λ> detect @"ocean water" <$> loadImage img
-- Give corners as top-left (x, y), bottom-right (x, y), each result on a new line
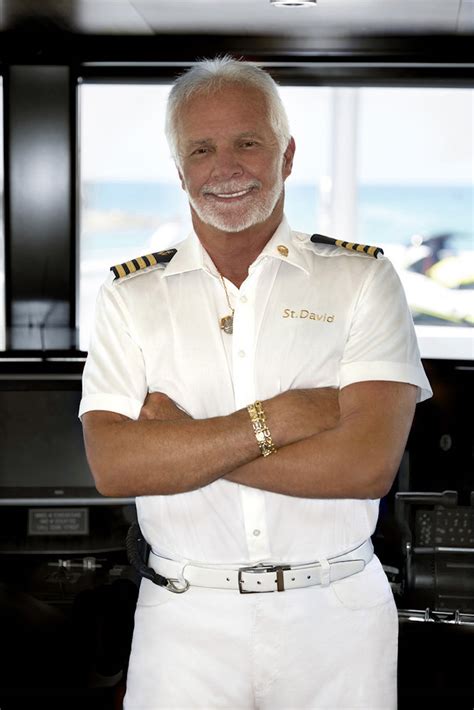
top-left (356, 184), bottom-right (473, 249)
top-left (81, 181), bottom-right (473, 258)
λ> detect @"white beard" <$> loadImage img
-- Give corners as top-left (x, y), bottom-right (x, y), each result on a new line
top-left (186, 174), bottom-right (284, 233)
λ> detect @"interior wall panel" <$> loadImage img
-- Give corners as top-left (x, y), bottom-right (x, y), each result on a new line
top-left (5, 65), bottom-right (74, 335)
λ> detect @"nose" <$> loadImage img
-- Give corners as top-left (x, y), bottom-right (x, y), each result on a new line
top-left (211, 147), bottom-right (244, 181)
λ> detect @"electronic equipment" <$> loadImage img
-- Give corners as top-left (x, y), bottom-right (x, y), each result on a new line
top-left (393, 490), bottom-right (474, 706)
top-left (0, 374), bottom-right (132, 506)
top-left (395, 490), bottom-right (474, 614)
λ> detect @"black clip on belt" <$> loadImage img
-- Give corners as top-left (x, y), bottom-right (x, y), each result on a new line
top-left (126, 522), bottom-right (189, 594)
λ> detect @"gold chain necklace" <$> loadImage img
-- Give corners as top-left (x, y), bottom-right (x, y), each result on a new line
top-left (218, 273), bottom-right (235, 335)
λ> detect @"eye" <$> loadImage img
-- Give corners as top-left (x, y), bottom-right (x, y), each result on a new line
top-left (190, 146), bottom-right (210, 157)
top-left (241, 140), bottom-right (258, 148)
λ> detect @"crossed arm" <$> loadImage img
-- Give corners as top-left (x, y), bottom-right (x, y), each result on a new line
top-left (82, 380), bottom-right (417, 500)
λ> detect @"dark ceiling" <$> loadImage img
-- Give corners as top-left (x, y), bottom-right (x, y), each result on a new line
top-left (0, 0), bottom-right (472, 66)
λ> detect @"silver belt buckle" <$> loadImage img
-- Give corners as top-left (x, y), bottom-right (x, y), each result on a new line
top-left (238, 563), bottom-right (291, 594)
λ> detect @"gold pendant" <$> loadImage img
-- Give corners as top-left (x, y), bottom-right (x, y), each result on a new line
top-left (220, 314), bottom-right (234, 334)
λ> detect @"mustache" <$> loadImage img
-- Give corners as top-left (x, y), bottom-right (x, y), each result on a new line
top-left (201, 179), bottom-right (261, 196)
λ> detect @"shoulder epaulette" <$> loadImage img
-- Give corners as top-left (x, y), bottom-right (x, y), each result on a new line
top-left (310, 234), bottom-right (384, 259)
top-left (110, 249), bottom-right (177, 280)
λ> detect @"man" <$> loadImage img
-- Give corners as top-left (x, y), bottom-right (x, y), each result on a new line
top-left (80, 57), bottom-right (431, 709)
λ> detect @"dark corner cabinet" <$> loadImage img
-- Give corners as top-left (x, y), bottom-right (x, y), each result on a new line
top-left (0, 354), bottom-right (139, 710)
top-left (374, 358), bottom-right (474, 709)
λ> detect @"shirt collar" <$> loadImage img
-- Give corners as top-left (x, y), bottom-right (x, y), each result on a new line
top-left (251, 216), bottom-right (311, 275)
top-left (163, 215), bottom-right (311, 279)
top-left (162, 230), bottom-right (210, 278)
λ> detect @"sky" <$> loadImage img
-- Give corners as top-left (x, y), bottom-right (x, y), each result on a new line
top-left (80, 83), bottom-right (473, 186)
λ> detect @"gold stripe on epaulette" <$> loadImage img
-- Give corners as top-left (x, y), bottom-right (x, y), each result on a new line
top-left (115, 263), bottom-right (127, 279)
top-left (311, 233), bottom-right (383, 259)
top-left (110, 249), bottom-right (177, 280)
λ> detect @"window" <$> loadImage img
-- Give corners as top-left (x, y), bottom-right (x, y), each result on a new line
top-left (79, 81), bottom-right (473, 359)
top-left (357, 88), bottom-right (473, 358)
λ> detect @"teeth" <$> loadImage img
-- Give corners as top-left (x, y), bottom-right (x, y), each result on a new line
top-left (215, 189), bottom-right (251, 198)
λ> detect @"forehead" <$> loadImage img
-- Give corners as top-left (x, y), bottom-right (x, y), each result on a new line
top-left (178, 85), bottom-right (274, 142)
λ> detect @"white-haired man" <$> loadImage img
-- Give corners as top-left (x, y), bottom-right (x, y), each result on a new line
top-left (80, 58), bottom-right (431, 709)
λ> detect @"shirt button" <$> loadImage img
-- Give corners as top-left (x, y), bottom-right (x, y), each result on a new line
top-left (240, 295), bottom-right (248, 304)
top-left (238, 350), bottom-right (246, 358)
top-left (253, 529), bottom-right (261, 536)
top-left (277, 245), bottom-right (289, 257)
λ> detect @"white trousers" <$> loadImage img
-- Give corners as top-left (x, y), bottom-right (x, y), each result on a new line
top-left (124, 555), bottom-right (398, 710)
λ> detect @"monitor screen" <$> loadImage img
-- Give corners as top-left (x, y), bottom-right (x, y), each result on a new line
top-left (0, 377), bottom-right (107, 503)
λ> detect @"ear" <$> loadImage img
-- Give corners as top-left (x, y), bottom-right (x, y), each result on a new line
top-left (282, 136), bottom-right (296, 179)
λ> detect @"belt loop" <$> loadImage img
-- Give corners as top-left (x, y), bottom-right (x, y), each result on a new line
top-left (319, 558), bottom-right (331, 587)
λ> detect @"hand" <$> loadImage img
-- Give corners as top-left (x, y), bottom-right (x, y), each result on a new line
top-left (139, 392), bottom-right (191, 422)
top-left (265, 387), bottom-right (340, 447)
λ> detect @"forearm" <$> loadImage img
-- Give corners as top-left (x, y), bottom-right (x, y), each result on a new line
top-left (224, 427), bottom-right (380, 499)
top-left (83, 409), bottom-right (258, 497)
top-left (82, 386), bottom-right (339, 498)
top-left (225, 381), bottom-right (417, 500)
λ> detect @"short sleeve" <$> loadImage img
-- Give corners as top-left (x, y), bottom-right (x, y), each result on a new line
top-left (339, 257), bottom-right (432, 403)
top-left (79, 276), bottom-right (147, 420)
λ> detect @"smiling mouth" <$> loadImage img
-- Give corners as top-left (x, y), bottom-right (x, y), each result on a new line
top-left (206, 186), bottom-right (256, 200)
top-left (216, 188), bottom-right (252, 198)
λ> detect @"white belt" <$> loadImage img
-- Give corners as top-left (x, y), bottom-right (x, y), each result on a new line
top-left (148, 539), bottom-right (373, 594)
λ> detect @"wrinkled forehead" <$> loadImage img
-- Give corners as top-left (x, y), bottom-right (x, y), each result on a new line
top-left (176, 84), bottom-right (275, 145)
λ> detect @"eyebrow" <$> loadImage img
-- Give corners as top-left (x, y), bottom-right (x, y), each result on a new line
top-left (184, 132), bottom-right (264, 149)
top-left (236, 132), bottom-right (262, 139)
top-left (185, 139), bottom-right (213, 150)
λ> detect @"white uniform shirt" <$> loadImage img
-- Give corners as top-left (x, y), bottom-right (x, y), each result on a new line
top-left (79, 218), bottom-right (432, 566)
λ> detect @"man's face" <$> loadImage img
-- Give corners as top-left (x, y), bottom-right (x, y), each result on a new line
top-left (176, 84), bottom-right (294, 234)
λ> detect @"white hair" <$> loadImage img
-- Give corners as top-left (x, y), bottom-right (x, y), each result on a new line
top-left (165, 56), bottom-right (291, 166)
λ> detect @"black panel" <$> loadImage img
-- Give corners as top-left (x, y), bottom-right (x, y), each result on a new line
top-left (0, 385), bottom-right (90, 489)
top-left (0, 31), bottom-right (472, 68)
top-left (4, 65), bottom-right (75, 340)
top-left (406, 360), bottom-right (474, 500)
